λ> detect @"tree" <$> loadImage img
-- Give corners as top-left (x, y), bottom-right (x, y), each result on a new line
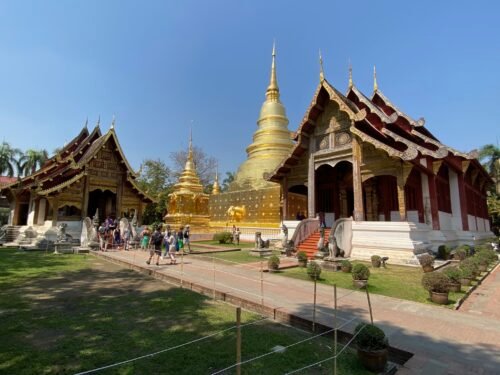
top-left (136, 159), bottom-right (173, 224)
top-left (0, 142), bottom-right (21, 177)
top-left (478, 144), bottom-right (499, 194)
top-left (17, 149), bottom-right (49, 176)
top-left (169, 146), bottom-right (217, 191)
top-left (222, 171), bottom-right (235, 192)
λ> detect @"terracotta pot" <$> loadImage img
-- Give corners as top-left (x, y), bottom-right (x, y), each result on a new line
top-left (341, 266), bottom-right (352, 273)
top-left (422, 265), bottom-right (434, 273)
top-left (460, 278), bottom-right (472, 286)
top-left (430, 291), bottom-right (449, 305)
top-left (298, 260), bottom-right (307, 267)
top-left (353, 279), bottom-right (368, 289)
top-left (371, 260), bottom-right (381, 268)
top-left (448, 282), bottom-right (461, 292)
top-left (357, 348), bottom-right (388, 372)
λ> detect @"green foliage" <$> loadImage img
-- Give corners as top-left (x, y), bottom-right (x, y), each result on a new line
top-left (268, 255), bottom-right (280, 270)
top-left (352, 263), bottom-right (370, 280)
top-left (437, 245), bottom-right (452, 260)
top-left (213, 232), bottom-right (232, 244)
top-left (307, 261), bottom-right (322, 279)
top-left (454, 247), bottom-right (467, 260)
top-left (222, 171), bottom-right (235, 192)
top-left (419, 253), bottom-right (434, 267)
top-left (0, 141), bottom-right (21, 177)
top-left (421, 272), bottom-right (450, 293)
top-left (475, 247), bottom-right (497, 263)
top-left (443, 266), bottom-right (462, 283)
top-left (341, 259), bottom-right (352, 269)
top-left (17, 148), bottom-right (48, 176)
top-left (297, 251), bottom-right (308, 262)
top-left (371, 255), bottom-right (381, 262)
top-left (169, 146), bottom-right (217, 191)
top-left (354, 323), bottom-right (388, 351)
top-left (460, 258), bottom-right (479, 274)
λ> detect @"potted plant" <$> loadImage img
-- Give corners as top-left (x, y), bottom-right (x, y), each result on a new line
top-left (267, 255), bottom-right (280, 273)
top-left (297, 251), bottom-right (308, 267)
top-left (437, 245), bottom-right (451, 260)
top-left (462, 258), bottom-right (480, 278)
top-left (354, 323), bottom-right (389, 372)
top-left (307, 261), bottom-right (322, 280)
top-left (213, 232), bottom-right (233, 244)
top-left (371, 255), bottom-right (381, 268)
top-left (454, 247), bottom-right (467, 261)
top-left (443, 266), bottom-right (462, 292)
top-left (419, 253), bottom-right (435, 273)
top-left (341, 259), bottom-right (352, 273)
top-left (475, 253), bottom-right (489, 272)
top-left (458, 263), bottom-right (474, 286)
top-left (422, 272), bottom-right (450, 304)
top-left (352, 263), bottom-right (370, 288)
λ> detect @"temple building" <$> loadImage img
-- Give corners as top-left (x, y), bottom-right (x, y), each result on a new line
top-left (269, 64), bottom-right (492, 263)
top-left (165, 134), bottom-right (210, 229)
top-left (1, 121), bottom-right (153, 237)
top-left (209, 44), bottom-right (307, 227)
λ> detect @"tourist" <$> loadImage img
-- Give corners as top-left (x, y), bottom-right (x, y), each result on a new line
top-left (161, 227), bottom-right (171, 259)
top-left (98, 222), bottom-right (106, 250)
top-left (232, 225), bottom-right (237, 243)
top-left (177, 227), bottom-right (184, 252)
top-left (146, 228), bottom-right (163, 266)
top-left (113, 227), bottom-right (121, 249)
top-left (104, 228), bottom-right (113, 251)
top-left (140, 227), bottom-right (151, 250)
top-left (123, 226), bottom-right (131, 250)
top-left (235, 227), bottom-right (240, 245)
top-left (168, 230), bottom-right (177, 264)
top-left (183, 225), bottom-right (191, 252)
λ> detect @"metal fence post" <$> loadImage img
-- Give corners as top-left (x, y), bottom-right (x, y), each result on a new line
top-left (236, 307), bottom-right (241, 375)
top-left (334, 284), bottom-right (337, 375)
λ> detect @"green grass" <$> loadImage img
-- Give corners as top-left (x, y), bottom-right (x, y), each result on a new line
top-left (193, 240), bottom-right (255, 249)
top-left (279, 261), bottom-right (467, 306)
top-left (196, 249), bottom-right (281, 264)
top-left (0, 248), bottom-right (370, 374)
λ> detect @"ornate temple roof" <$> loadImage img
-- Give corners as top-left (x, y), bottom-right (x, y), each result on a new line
top-left (269, 68), bottom-right (491, 184)
top-left (1, 120), bottom-right (153, 202)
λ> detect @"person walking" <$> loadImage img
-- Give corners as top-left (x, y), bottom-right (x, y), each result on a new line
top-left (98, 223), bottom-right (106, 251)
top-left (162, 227), bottom-right (171, 259)
top-left (177, 227), bottom-right (184, 252)
top-left (140, 227), bottom-right (150, 250)
top-left (183, 225), bottom-right (191, 252)
top-left (123, 226), bottom-right (131, 250)
top-left (235, 227), bottom-right (240, 245)
top-left (168, 230), bottom-right (177, 264)
top-left (146, 228), bottom-right (163, 266)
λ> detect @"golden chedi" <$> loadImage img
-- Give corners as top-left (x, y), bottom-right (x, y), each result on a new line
top-left (209, 44), bottom-right (295, 227)
top-left (165, 134), bottom-right (210, 229)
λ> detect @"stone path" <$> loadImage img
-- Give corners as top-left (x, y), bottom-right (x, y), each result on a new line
top-left (94, 249), bottom-right (500, 374)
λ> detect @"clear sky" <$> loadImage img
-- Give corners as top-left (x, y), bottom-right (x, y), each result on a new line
top-left (0, 0), bottom-right (499, 177)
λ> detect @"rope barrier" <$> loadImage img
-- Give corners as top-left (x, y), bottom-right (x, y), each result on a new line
top-left (74, 317), bottom-right (270, 375)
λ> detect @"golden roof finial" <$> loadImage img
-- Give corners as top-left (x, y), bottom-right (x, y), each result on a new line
top-left (96, 115), bottom-right (101, 128)
top-left (111, 115), bottom-right (115, 130)
top-left (373, 65), bottom-right (378, 92)
top-left (265, 40), bottom-right (280, 102)
top-left (185, 128), bottom-right (194, 171)
top-left (319, 49), bottom-right (325, 82)
top-left (84, 117), bottom-right (88, 129)
top-left (348, 59), bottom-right (353, 89)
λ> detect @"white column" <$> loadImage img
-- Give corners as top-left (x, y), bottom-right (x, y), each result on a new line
top-left (27, 193), bottom-right (35, 226)
top-left (448, 170), bottom-right (463, 231)
top-left (307, 152), bottom-right (315, 218)
top-left (37, 198), bottom-right (47, 225)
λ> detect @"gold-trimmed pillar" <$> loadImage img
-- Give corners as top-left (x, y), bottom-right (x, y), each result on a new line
top-left (352, 135), bottom-right (364, 221)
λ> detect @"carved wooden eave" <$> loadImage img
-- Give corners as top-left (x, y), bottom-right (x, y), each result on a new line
top-left (372, 90), bottom-right (425, 127)
top-left (38, 172), bottom-right (86, 196)
top-left (322, 81), bottom-right (366, 122)
top-left (382, 128), bottom-right (447, 159)
top-left (411, 129), bottom-right (472, 159)
top-left (348, 86), bottom-right (396, 123)
top-left (432, 160), bottom-right (443, 175)
top-left (350, 126), bottom-right (418, 161)
top-left (462, 160), bottom-right (471, 174)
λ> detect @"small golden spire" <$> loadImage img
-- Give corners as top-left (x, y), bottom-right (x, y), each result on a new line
top-left (373, 65), bottom-right (378, 92)
top-left (319, 49), bottom-right (325, 82)
top-left (212, 164), bottom-right (221, 195)
top-left (185, 129), bottom-right (195, 171)
top-left (265, 41), bottom-right (280, 102)
top-left (348, 60), bottom-right (353, 89)
top-left (96, 115), bottom-right (101, 128)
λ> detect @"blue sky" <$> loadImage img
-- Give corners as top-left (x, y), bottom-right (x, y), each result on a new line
top-left (0, 0), bottom-right (499, 177)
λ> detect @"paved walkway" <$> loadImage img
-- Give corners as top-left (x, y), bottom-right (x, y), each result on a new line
top-left (94, 249), bottom-right (500, 374)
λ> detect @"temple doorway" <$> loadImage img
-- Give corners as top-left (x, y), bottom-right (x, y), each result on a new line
top-left (87, 189), bottom-right (116, 223)
top-left (287, 184), bottom-right (308, 220)
top-left (315, 161), bottom-right (353, 226)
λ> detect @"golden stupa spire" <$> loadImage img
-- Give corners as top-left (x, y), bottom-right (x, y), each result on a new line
top-left (348, 60), bottom-right (353, 89)
top-left (185, 128), bottom-right (195, 171)
top-left (319, 49), bottom-right (325, 82)
top-left (373, 65), bottom-right (378, 92)
top-left (212, 164), bottom-right (221, 195)
top-left (265, 41), bottom-right (280, 102)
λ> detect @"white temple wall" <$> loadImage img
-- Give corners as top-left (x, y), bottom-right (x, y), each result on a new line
top-left (27, 194), bottom-right (36, 226)
top-left (407, 210), bottom-right (419, 223)
top-left (419, 161), bottom-right (433, 227)
top-left (468, 215), bottom-right (477, 231)
top-left (8, 201), bottom-right (15, 225)
top-left (438, 211), bottom-right (453, 231)
top-left (37, 199), bottom-right (47, 225)
top-left (448, 170), bottom-right (463, 231)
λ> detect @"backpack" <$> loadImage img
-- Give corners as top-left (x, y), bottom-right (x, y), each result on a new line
top-left (152, 232), bottom-right (162, 246)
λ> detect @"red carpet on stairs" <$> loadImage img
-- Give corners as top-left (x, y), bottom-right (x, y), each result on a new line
top-left (296, 229), bottom-right (330, 259)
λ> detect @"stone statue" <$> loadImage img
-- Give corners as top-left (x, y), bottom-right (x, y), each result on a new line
top-left (254, 231), bottom-right (270, 249)
top-left (281, 224), bottom-right (288, 248)
top-left (80, 217), bottom-right (92, 248)
top-left (0, 225), bottom-right (6, 243)
top-left (56, 223), bottom-right (72, 243)
top-left (327, 228), bottom-right (344, 258)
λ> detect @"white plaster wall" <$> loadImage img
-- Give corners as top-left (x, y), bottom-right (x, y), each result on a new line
top-left (37, 199), bottom-right (46, 225)
top-left (448, 170), bottom-right (463, 231)
top-left (485, 219), bottom-right (491, 232)
top-left (390, 211), bottom-right (400, 222)
top-left (438, 211), bottom-right (453, 231)
top-left (325, 213), bottom-right (335, 227)
top-left (407, 210), bottom-right (419, 223)
top-left (477, 217), bottom-right (486, 232)
top-left (468, 215), bottom-right (477, 231)
top-left (282, 220), bottom-right (300, 240)
top-left (378, 214), bottom-right (385, 221)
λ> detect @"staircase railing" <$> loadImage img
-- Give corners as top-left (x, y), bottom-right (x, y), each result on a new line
top-left (291, 218), bottom-right (319, 247)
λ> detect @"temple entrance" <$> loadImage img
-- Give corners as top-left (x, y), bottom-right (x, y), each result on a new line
top-left (364, 175), bottom-right (398, 221)
top-left (287, 185), bottom-right (308, 220)
top-left (16, 203), bottom-right (29, 225)
top-left (87, 189), bottom-right (116, 223)
top-left (315, 161), bottom-right (353, 226)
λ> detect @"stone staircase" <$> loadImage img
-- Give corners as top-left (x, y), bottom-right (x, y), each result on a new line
top-left (4, 226), bottom-right (21, 242)
top-left (296, 228), bottom-right (330, 259)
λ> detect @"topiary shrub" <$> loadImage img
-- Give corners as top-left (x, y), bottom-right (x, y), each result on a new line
top-left (419, 253), bottom-right (435, 268)
top-left (268, 255), bottom-right (280, 270)
top-left (354, 323), bottom-right (388, 351)
top-left (213, 232), bottom-right (233, 244)
top-left (341, 259), bottom-right (352, 272)
top-left (437, 245), bottom-right (452, 260)
top-left (352, 263), bottom-right (370, 280)
top-left (454, 247), bottom-right (467, 261)
top-left (371, 255), bottom-right (381, 268)
top-left (443, 266), bottom-right (462, 284)
top-left (459, 262), bottom-right (474, 279)
top-left (421, 272), bottom-right (450, 293)
top-left (307, 261), bottom-right (322, 279)
top-left (297, 251), bottom-right (308, 266)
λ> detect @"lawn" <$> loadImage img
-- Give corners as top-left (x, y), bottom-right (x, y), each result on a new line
top-left (0, 248), bottom-right (370, 374)
top-left (193, 240), bottom-right (255, 249)
top-left (279, 261), bottom-right (467, 306)
top-left (195, 249), bottom-right (281, 264)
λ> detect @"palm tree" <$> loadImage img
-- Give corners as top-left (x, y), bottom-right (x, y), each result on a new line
top-left (222, 171), bottom-right (235, 192)
top-left (0, 142), bottom-right (21, 177)
top-left (478, 144), bottom-right (500, 194)
top-left (17, 149), bottom-right (49, 177)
